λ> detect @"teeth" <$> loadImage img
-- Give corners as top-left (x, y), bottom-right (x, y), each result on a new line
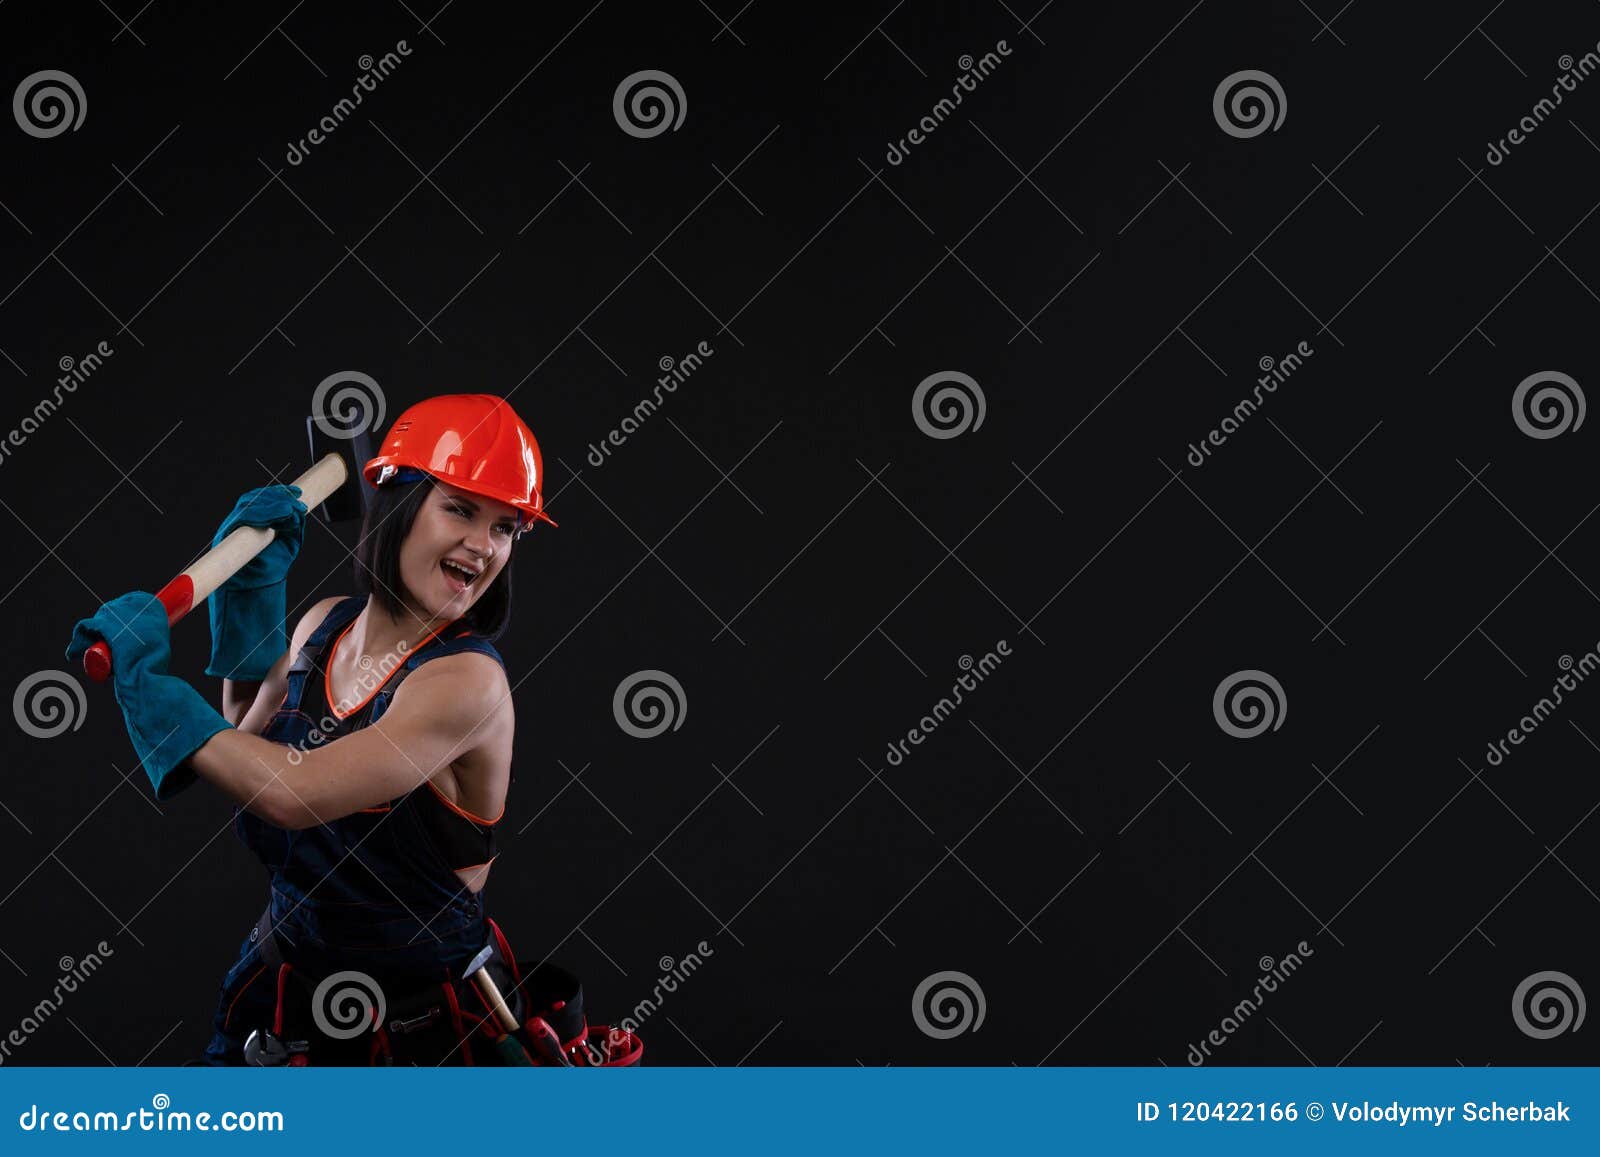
top-left (443, 561), bottom-right (474, 582)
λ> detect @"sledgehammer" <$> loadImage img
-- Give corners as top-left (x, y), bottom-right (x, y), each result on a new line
top-left (81, 409), bottom-right (375, 682)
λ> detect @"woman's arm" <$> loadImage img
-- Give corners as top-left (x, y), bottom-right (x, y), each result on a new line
top-left (221, 677), bottom-right (264, 728)
top-left (188, 654), bottom-right (511, 829)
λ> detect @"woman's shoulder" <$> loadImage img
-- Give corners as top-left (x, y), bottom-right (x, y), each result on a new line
top-left (396, 649), bottom-right (511, 717)
top-left (286, 595), bottom-right (353, 656)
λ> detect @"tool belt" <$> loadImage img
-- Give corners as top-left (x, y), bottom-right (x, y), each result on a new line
top-left (244, 906), bottom-right (643, 1067)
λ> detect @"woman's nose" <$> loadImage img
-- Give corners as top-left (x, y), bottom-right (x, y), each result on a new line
top-left (462, 521), bottom-right (493, 556)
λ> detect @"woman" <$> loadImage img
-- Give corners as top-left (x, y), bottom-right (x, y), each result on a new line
top-left (66, 394), bottom-right (637, 1065)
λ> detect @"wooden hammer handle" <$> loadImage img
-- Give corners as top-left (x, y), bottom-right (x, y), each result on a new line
top-left (468, 967), bottom-right (521, 1034)
top-left (83, 453), bottom-right (348, 682)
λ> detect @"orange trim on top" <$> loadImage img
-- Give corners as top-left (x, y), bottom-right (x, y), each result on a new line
top-left (424, 777), bottom-right (505, 825)
top-left (323, 617), bottom-right (458, 721)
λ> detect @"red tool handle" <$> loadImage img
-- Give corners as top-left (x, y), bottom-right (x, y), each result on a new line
top-left (83, 575), bottom-right (196, 683)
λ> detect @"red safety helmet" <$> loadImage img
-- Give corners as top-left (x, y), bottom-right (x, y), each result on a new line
top-left (362, 394), bottom-right (557, 533)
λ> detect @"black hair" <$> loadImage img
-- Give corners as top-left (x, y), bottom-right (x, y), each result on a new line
top-left (352, 477), bottom-right (514, 642)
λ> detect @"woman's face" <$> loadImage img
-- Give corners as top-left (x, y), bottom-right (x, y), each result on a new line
top-left (397, 480), bottom-right (520, 624)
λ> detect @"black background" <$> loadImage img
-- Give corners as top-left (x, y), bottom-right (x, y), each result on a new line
top-left (1, 0), bottom-right (1597, 1065)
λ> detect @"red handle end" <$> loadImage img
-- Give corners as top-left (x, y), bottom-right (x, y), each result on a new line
top-left (84, 641), bottom-right (112, 683)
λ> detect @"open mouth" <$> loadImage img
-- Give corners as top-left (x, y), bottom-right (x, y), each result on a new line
top-left (440, 559), bottom-right (478, 594)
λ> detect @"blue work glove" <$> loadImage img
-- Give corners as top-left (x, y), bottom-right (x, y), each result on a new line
top-left (204, 484), bottom-right (308, 681)
top-left (65, 591), bottom-right (233, 801)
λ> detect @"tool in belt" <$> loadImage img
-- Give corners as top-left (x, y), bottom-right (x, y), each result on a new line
top-left (241, 906), bottom-right (643, 1067)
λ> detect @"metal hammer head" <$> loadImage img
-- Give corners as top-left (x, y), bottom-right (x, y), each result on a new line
top-left (462, 942), bottom-right (496, 981)
top-left (305, 408), bottom-right (378, 526)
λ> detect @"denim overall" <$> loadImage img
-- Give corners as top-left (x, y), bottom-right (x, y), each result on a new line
top-left (201, 596), bottom-right (506, 1065)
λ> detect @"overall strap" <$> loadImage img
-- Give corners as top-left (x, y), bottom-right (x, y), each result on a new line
top-left (368, 632), bottom-right (505, 725)
top-left (286, 596), bottom-right (367, 678)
